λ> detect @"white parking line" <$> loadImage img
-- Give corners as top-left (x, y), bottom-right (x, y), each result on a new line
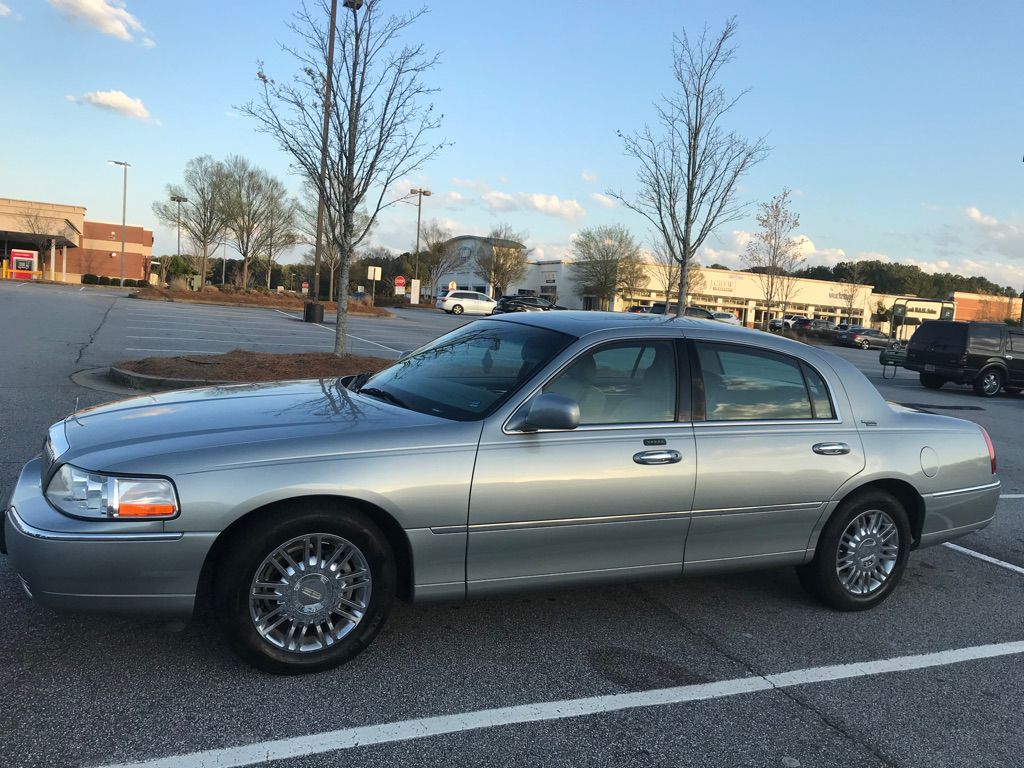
top-left (125, 338), bottom-right (331, 348)
top-left (97, 640), bottom-right (1024, 768)
top-left (1001, 494), bottom-right (1024, 499)
top-left (943, 543), bottom-right (1024, 576)
top-left (272, 309), bottom-right (403, 353)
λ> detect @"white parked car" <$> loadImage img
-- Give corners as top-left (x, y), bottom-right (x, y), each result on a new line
top-left (711, 311), bottom-right (741, 326)
top-left (435, 290), bottom-right (497, 316)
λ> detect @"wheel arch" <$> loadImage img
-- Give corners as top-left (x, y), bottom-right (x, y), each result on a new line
top-left (195, 494), bottom-right (414, 612)
top-left (840, 478), bottom-right (926, 548)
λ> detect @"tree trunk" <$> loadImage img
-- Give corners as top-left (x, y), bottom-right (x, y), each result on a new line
top-left (329, 264), bottom-right (336, 302)
top-left (675, 256), bottom-right (689, 316)
top-left (242, 254), bottom-right (249, 289)
top-left (334, 234), bottom-right (352, 356)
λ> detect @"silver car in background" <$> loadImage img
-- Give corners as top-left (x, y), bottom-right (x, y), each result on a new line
top-left (3, 313), bottom-right (1000, 673)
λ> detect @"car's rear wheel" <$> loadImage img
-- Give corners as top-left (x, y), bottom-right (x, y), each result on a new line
top-left (859, 339), bottom-right (870, 349)
top-left (797, 489), bottom-right (910, 611)
top-left (919, 373), bottom-right (945, 389)
top-left (973, 367), bottom-right (1003, 397)
top-left (451, 304), bottom-right (464, 315)
top-left (216, 503), bottom-right (396, 674)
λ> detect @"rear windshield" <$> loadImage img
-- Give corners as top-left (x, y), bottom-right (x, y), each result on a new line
top-left (908, 321), bottom-right (966, 352)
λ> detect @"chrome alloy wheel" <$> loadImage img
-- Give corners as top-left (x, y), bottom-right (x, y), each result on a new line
top-left (980, 370), bottom-right (1001, 396)
top-left (249, 533), bottom-right (372, 653)
top-left (835, 510), bottom-right (900, 596)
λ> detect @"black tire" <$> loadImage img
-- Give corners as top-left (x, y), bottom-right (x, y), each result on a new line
top-left (215, 502), bottom-right (396, 674)
top-left (972, 367), bottom-right (1003, 397)
top-left (451, 304), bottom-right (464, 315)
top-left (859, 339), bottom-right (870, 350)
top-left (919, 373), bottom-right (945, 390)
top-left (796, 489), bottom-right (911, 611)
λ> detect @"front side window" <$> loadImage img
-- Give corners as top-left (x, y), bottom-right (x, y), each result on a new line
top-left (361, 322), bottom-right (572, 421)
top-left (542, 341), bottom-right (678, 424)
top-left (697, 343), bottom-right (835, 421)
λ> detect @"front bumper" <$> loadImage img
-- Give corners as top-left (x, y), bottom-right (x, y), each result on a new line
top-left (3, 458), bottom-right (216, 619)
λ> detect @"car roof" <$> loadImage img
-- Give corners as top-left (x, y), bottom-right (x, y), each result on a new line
top-left (484, 309), bottom-right (773, 342)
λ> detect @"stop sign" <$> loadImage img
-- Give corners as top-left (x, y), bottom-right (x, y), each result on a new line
top-left (395, 275), bottom-right (407, 287)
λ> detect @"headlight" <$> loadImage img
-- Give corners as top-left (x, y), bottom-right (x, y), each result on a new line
top-left (45, 464), bottom-right (178, 520)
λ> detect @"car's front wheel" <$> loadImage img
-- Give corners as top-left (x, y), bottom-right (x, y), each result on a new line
top-left (919, 373), bottom-right (945, 389)
top-left (973, 367), bottom-right (1003, 397)
top-left (216, 503), bottom-right (396, 674)
top-left (797, 489), bottom-right (910, 611)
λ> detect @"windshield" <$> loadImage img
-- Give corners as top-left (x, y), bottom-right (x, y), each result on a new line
top-left (359, 321), bottom-right (573, 421)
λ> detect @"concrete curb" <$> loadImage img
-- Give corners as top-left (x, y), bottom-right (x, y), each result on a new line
top-left (109, 365), bottom-right (235, 391)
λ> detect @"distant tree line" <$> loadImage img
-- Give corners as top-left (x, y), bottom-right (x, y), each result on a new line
top-left (790, 261), bottom-right (1019, 299)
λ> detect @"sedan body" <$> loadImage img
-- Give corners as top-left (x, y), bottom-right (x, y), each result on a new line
top-left (493, 295), bottom-right (566, 313)
top-left (837, 327), bottom-right (894, 349)
top-left (4, 313), bottom-right (1000, 673)
top-left (711, 311), bottom-right (741, 326)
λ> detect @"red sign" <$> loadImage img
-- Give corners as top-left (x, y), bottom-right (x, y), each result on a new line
top-left (394, 275), bottom-right (406, 287)
top-left (301, 281), bottom-right (309, 291)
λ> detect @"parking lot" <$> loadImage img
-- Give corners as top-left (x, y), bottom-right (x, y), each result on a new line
top-left (1, 281), bottom-right (1022, 768)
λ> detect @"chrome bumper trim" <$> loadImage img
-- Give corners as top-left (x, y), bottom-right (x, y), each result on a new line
top-left (6, 506), bottom-right (183, 543)
top-left (924, 481), bottom-right (1001, 499)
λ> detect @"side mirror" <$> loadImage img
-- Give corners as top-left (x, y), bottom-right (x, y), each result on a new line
top-left (509, 392), bottom-right (580, 432)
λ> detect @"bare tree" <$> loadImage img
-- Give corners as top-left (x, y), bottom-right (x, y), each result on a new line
top-left (242, 0), bottom-right (447, 354)
top-left (741, 188), bottom-right (804, 329)
top-left (153, 156), bottom-right (228, 287)
top-left (610, 18), bottom-right (767, 317)
top-left (220, 155), bottom-right (278, 288)
top-left (570, 225), bottom-right (643, 310)
top-left (258, 182), bottom-right (301, 289)
top-left (473, 223), bottom-right (530, 298)
top-left (650, 240), bottom-right (680, 301)
top-left (833, 260), bottom-right (866, 324)
top-left (417, 219), bottom-right (458, 298)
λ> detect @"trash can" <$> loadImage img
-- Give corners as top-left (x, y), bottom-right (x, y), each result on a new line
top-left (303, 301), bottom-right (325, 323)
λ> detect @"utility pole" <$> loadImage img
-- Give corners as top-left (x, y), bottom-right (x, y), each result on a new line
top-left (170, 194), bottom-right (187, 286)
top-left (409, 187), bottom-right (431, 286)
top-left (305, 0), bottom-right (341, 322)
top-left (109, 160), bottom-right (130, 286)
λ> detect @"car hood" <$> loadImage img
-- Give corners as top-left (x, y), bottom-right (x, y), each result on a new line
top-left (57, 379), bottom-right (455, 474)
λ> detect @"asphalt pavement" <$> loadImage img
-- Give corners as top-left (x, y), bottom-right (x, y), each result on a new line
top-left (1, 281), bottom-right (1022, 768)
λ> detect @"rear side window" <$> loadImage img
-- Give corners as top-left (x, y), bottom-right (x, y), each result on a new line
top-left (968, 325), bottom-right (1003, 353)
top-left (1011, 333), bottom-right (1024, 353)
top-left (696, 343), bottom-right (835, 421)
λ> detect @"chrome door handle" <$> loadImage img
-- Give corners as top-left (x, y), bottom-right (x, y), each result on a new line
top-left (812, 442), bottom-right (850, 456)
top-left (633, 450), bottom-right (682, 465)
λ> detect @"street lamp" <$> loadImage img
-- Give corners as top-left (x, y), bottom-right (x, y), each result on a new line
top-left (410, 187), bottom-right (431, 286)
top-left (108, 160), bottom-right (130, 287)
top-left (170, 194), bottom-right (188, 286)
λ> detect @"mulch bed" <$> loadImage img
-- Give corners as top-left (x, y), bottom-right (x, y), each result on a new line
top-left (132, 287), bottom-right (391, 316)
top-left (115, 350), bottom-right (392, 383)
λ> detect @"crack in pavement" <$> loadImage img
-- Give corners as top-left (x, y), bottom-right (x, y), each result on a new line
top-left (74, 296), bottom-right (119, 365)
top-left (629, 583), bottom-right (900, 767)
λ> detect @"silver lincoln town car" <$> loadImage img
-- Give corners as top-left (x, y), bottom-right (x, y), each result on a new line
top-left (3, 312), bottom-right (1000, 673)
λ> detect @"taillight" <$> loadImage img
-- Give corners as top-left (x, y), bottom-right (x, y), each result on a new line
top-left (981, 427), bottom-right (996, 474)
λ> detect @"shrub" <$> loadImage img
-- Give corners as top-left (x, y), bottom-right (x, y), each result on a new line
top-left (97, 275), bottom-right (112, 286)
top-left (81, 274), bottom-right (98, 285)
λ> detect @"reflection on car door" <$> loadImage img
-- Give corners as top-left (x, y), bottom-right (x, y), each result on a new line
top-left (684, 341), bottom-right (865, 573)
top-left (466, 340), bottom-right (696, 595)
top-left (1009, 332), bottom-right (1024, 386)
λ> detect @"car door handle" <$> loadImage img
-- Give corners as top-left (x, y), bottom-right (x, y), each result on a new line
top-left (812, 442), bottom-right (850, 456)
top-left (633, 450), bottom-right (682, 465)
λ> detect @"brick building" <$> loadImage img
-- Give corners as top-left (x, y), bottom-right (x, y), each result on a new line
top-left (0, 197), bottom-right (154, 283)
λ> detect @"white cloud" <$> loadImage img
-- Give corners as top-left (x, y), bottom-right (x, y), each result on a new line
top-left (49, 0), bottom-right (150, 44)
top-left (966, 206), bottom-right (998, 227)
top-left (590, 192), bottom-right (615, 209)
top-left (67, 89), bottom-right (154, 122)
top-left (519, 193), bottom-right (586, 221)
top-left (445, 191), bottom-right (466, 206)
top-left (581, 170), bottom-right (597, 184)
top-left (0, 3), bottom-right (12, 17)
top-left (451, 177), bottom-right (490, 193)
top-left (481, 191), bottom-right (517, 212)
top-left (142, 36), bottom-right (155, 48)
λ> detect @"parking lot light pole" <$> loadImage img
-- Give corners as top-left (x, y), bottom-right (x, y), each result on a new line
top-left (108, 160), bottom-right (130, 286)
top-left (409, 188), bottom-right (431, 284)
top-left (170, 194), bottom-right (187, 285)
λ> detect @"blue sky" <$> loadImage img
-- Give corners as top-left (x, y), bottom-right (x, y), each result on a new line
top-left (2, 0), bottom-right (1022, 288)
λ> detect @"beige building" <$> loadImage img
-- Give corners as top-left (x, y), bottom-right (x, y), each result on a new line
top-left (1, 197), bottom-right (154, 283)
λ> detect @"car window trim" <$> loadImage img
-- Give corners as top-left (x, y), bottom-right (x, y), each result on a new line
top-left (688, 338), bottom-right (843, 425)
top-left (502, 335), bottom-right (691, 434)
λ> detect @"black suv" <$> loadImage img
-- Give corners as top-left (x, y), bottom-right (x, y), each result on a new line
top-left (493, 295), bottom-right (565, 313)
top-left (904, 320), bottom-right (1024, 397)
